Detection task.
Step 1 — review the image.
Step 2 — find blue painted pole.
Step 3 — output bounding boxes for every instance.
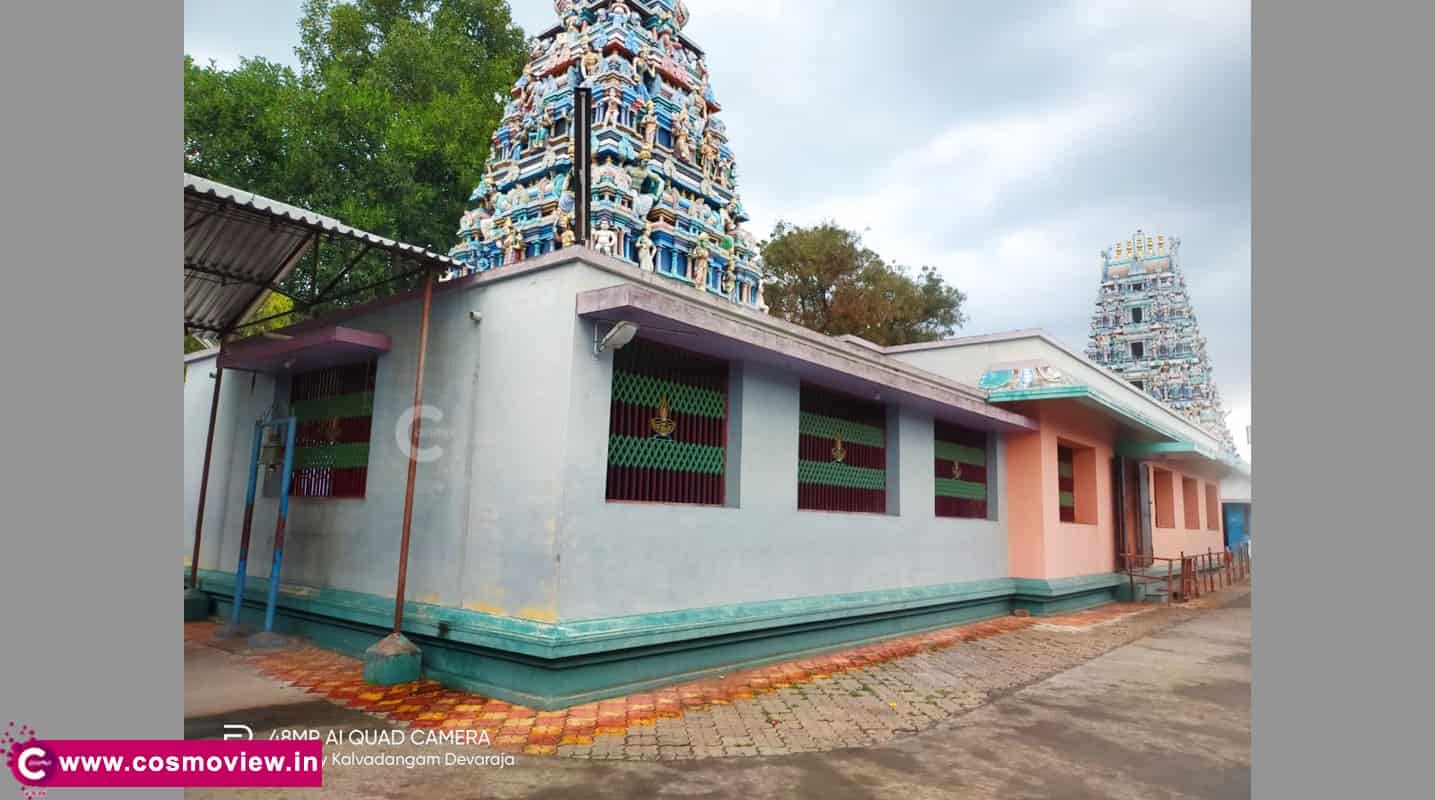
[230,421,265,627]
[261,417,298,633]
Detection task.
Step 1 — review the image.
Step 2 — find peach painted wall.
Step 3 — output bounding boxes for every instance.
[1149,465,1225,559]
[1003,401,1120,580]
[1004,427,1047,579]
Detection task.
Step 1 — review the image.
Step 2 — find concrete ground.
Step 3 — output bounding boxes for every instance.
[185,591,1249,799]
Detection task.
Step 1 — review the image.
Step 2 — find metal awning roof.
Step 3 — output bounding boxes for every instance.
[183,173,461,337]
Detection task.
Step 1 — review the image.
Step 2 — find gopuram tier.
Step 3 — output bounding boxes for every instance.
[1085,230,1240,456]
[445,0,766,309]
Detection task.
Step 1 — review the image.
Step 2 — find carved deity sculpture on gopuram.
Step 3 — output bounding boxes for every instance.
[1085,230,1240,456]
[444,0,767,310]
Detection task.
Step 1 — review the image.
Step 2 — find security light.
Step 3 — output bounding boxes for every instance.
[594,321,639,357]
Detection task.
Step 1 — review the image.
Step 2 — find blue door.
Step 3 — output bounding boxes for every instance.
[1223,504,1249,550]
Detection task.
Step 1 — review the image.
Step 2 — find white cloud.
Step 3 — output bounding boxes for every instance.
[686,0,791,21]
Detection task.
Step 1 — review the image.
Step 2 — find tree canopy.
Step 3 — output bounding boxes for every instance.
[758,222,968,346]
[183,0,527,336]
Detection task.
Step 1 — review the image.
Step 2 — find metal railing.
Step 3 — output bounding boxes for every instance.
[1119,541,1251,604]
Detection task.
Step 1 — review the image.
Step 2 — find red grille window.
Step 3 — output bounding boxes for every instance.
[1058,445,1076,522]
[797,384,887,513]
[288,360,377,498]
[935,420,988,518]
[606,339,728,505]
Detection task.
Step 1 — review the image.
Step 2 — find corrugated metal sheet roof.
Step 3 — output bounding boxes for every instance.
[183,173,460,335]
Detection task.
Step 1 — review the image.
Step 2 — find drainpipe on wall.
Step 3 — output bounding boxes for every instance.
[185,362,224,621]
[364,269,437,686]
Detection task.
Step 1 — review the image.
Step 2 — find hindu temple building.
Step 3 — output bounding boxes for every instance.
[446,0,766,309]
[181,0,1250,710]
[1084,230,1240,456]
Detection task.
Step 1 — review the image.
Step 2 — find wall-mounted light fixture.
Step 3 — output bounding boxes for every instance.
[594,321,639,358]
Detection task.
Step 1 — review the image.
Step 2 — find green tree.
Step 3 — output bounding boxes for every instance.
[183,0,527,337]
[759,221,968,346]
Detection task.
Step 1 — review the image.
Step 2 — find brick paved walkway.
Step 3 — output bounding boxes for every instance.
[186,596,1233,760]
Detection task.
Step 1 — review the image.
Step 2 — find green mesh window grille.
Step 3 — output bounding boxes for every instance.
[288,360,377,498]
[935,420,988,519]
[606,338,728,505]
[798,383,887,513]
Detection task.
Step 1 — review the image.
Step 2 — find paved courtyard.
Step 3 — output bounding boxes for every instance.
[186,586,1250,798]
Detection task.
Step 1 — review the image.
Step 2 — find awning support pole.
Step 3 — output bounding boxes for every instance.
[250,416,297,649]
[216,421,265,638]
[364,269,436,685]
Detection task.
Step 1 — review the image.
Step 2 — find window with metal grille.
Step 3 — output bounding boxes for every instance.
[605,338,728,505]
[797,383,887,513]
[288,360,377,498]
[1152,467,1176,528]
[1058,445,1077,522]
[934,420,988,519]
[1057,442,1098,524]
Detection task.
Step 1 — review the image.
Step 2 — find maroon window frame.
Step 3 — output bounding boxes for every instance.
[797,383,888,513]
[605,338,729,505]
[934,419,989,519]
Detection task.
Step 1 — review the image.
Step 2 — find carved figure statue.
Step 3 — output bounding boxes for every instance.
[673,107,692,162]
[689,234,710,289]
[642,102,659,149]
[594,220,619,257]
[611,1,630,26]
[580,41,600,84]
[700,129,720,178]
[637,224,656,271]
[603,86,621,127]
[557,211,576,248]
[505,226,524,264]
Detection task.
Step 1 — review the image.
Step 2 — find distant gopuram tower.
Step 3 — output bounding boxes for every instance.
[1085,230,1239,455]
[446,0,765,309]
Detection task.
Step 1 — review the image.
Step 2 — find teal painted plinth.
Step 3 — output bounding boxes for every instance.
[183,588,211,621]
[1115,582,1149,603]
[1011,574,1124,617]
[197,569,1122,710]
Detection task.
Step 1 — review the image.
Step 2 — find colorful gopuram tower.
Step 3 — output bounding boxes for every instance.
[1085,230,1239,455]
[445,0,766,309]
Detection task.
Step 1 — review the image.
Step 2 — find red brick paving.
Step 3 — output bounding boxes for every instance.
[185,603,1154,756]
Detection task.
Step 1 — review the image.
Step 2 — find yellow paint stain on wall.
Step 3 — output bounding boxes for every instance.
[416,594,443,605]
[517,607,558,623]
[463,601,510,616]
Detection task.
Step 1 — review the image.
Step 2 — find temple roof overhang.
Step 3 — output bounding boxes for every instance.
[979,366,1246,476]
[859,329,1246,477]
[217,325,392,376]
[574,275,1038,434]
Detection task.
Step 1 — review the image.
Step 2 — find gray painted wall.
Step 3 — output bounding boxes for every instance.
[183,351,243,574]
[185,258,1011,625]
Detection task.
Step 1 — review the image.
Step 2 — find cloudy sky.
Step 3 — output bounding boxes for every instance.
[185,0,1251,462]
